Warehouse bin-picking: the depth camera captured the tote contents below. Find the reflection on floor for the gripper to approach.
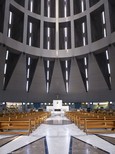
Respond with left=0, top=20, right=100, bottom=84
left=69, top=136, right=109, bottom=154
left=44, top=120, right=72, bottom=125
left=0, top=114, right=115, bottom=154
left=11, top=137, right=48, bottom=154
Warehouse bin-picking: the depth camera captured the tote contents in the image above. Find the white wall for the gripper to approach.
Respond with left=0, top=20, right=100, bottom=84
left=53, top=100, right=62, bottom=109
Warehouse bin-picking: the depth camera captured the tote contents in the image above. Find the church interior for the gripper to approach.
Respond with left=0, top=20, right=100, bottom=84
left=0, top=0, right=115, bottom=153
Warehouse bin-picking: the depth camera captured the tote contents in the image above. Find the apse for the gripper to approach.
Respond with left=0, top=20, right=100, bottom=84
left=0, top=0, right=115, bottom=102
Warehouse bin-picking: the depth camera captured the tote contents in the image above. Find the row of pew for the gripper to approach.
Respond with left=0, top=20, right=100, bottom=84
left=0, top=111, right=51, bottom=135
left=65, top=111, right=115, bottom=134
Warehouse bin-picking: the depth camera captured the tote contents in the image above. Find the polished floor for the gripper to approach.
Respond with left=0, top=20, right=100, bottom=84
left=0, top=113, right=115, bottom=154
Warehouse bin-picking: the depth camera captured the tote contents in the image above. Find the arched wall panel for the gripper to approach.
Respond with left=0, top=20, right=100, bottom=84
left=88, top=53, right=108, bottom=91
left=0, top=0, right=115, bottom=102
left=69, top=58, right=86, bottom=93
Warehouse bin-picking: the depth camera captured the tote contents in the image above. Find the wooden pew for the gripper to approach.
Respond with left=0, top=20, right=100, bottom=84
left=0, top=111, right=51, bottom=135
left=84, top=119, right=115, bottom=134
left=65, top=111, right=115, bottom=134
left=10, top=117, right=37, bottom=129
left=77, top=116, right=103, bottom=129
left=0, top=120, right=32, bottom=135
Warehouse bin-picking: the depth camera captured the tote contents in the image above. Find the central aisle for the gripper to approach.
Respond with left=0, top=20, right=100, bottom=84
left=30, top=114, right=86, bottom=154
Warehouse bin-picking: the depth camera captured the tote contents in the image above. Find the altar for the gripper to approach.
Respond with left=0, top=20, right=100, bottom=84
left=46, top=100, right=69, bottom=115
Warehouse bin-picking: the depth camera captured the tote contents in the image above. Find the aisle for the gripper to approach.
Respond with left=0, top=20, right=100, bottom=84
left=0, top=114, right=115, bottom=154
left=31, top=114, right=85, bottom=154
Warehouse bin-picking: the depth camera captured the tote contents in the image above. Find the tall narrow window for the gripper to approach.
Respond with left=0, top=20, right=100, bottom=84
left=60, top=59, right=71, bottom=93
left=30, top=0, right=33, bottom=12
left=59, top=0, right=70, bottom=17
left=29, top=22, right=32, bottom=46
left=65, top=60, right=68, bottom=68
left=47, top=60, right=50, bottom=68
left=106, top=50, right=111, bottom=83
left=46, top=60, right=50, bottom=93
left=26, top=57, right=31, bottom=92
left=47, top=71, right=49, bottom=80
left=81, top=0, right=84, bottom=12
left=8, top=12, right=12, bottom=37
left=102, top=11, right=107, bottom=37
left=84, top=57, right=89, bottom=91
left=46, top=82, right=49, bottom=93
left=3, top=51, right=9, bottom=87
left=64, top=0, right=67, bottom=17
left=74, top=17, right=87, bottom=47
left=66, top=82, right=69, bottom=93
left=82, top=22, right=86, bottom=46
left=48, top=0, right=50, bottom=17
left=44, top=22, right=55, bottom=49
left=26, top=81, right=29, bottom=92
left=65, top=60, right=69, bottom=93
left=64, top=27, right=68, bottom=49
left=47, top=27, right=50, bottom=50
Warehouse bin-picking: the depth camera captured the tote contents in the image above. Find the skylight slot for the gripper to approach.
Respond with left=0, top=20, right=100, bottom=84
left=47, top=71, right=49, bottom=80
left=64, top=0, right=67, bottom=17
left=65, top=41, right=67, bottom=50
left=26, top=81, right=29, bottom=92
left=86, top=80, right=89, bottom=91
left=48, top=5, right=50, bottom=17
left=29, top=22, right=32, bottom=34
left=66, top=70, right=68, bottom=80
left=64, top=27, right=67, bottom=37
left=48, top=0, right=50, bottom=17
left=106, top=50, right=109, bottom=60
left=46, top=82, right=49, bottom=93
left=85, top=68, right=88, bottom=78
left=29, top=37, right=32, bottom=46
left=9, top=12, right=12, bottom=25
left=101, top=11, right=107, bottom=37
left=108, top=63, right=111, bottom=74
left=64, top=6, right=67, bottom=17
left=8, top=28, right=11, bottom=37
left=82, top=22, right=85, bottom=33
left=4, top=63, right=7, bottom=75
left=27, top=68, right=30, bottom=78
left=64, top=27, right=68, bottom=49
left=28, top=57, right=31, bottom=66
left=104, top=28, right=107, bottom=37
left=82, top=22, right=86, bottom=46
left=84, top=57, right=89, bottom=91
left=47, top=60, right=50, bottom=68
left=65, top=60, right=68, bottom=68
left=6, top=51, right=9, bottom=60
left=83, top=37, right=86, bottom=46
left=81, top=0, right=84, bottom=12
left=47, top=41, right=50, bottom=50
left=66, top=82, right=69, bottom=93
left=47, top=27, right=50, bottom=37
left=102, top=11, right=105, bottom=24
left=84, top=57, right=87, bottom=66
left=30, top=0, right=33, bottom=12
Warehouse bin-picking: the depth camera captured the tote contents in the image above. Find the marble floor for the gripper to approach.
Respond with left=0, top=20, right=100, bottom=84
left=0, top=114, right=115, bottom=154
